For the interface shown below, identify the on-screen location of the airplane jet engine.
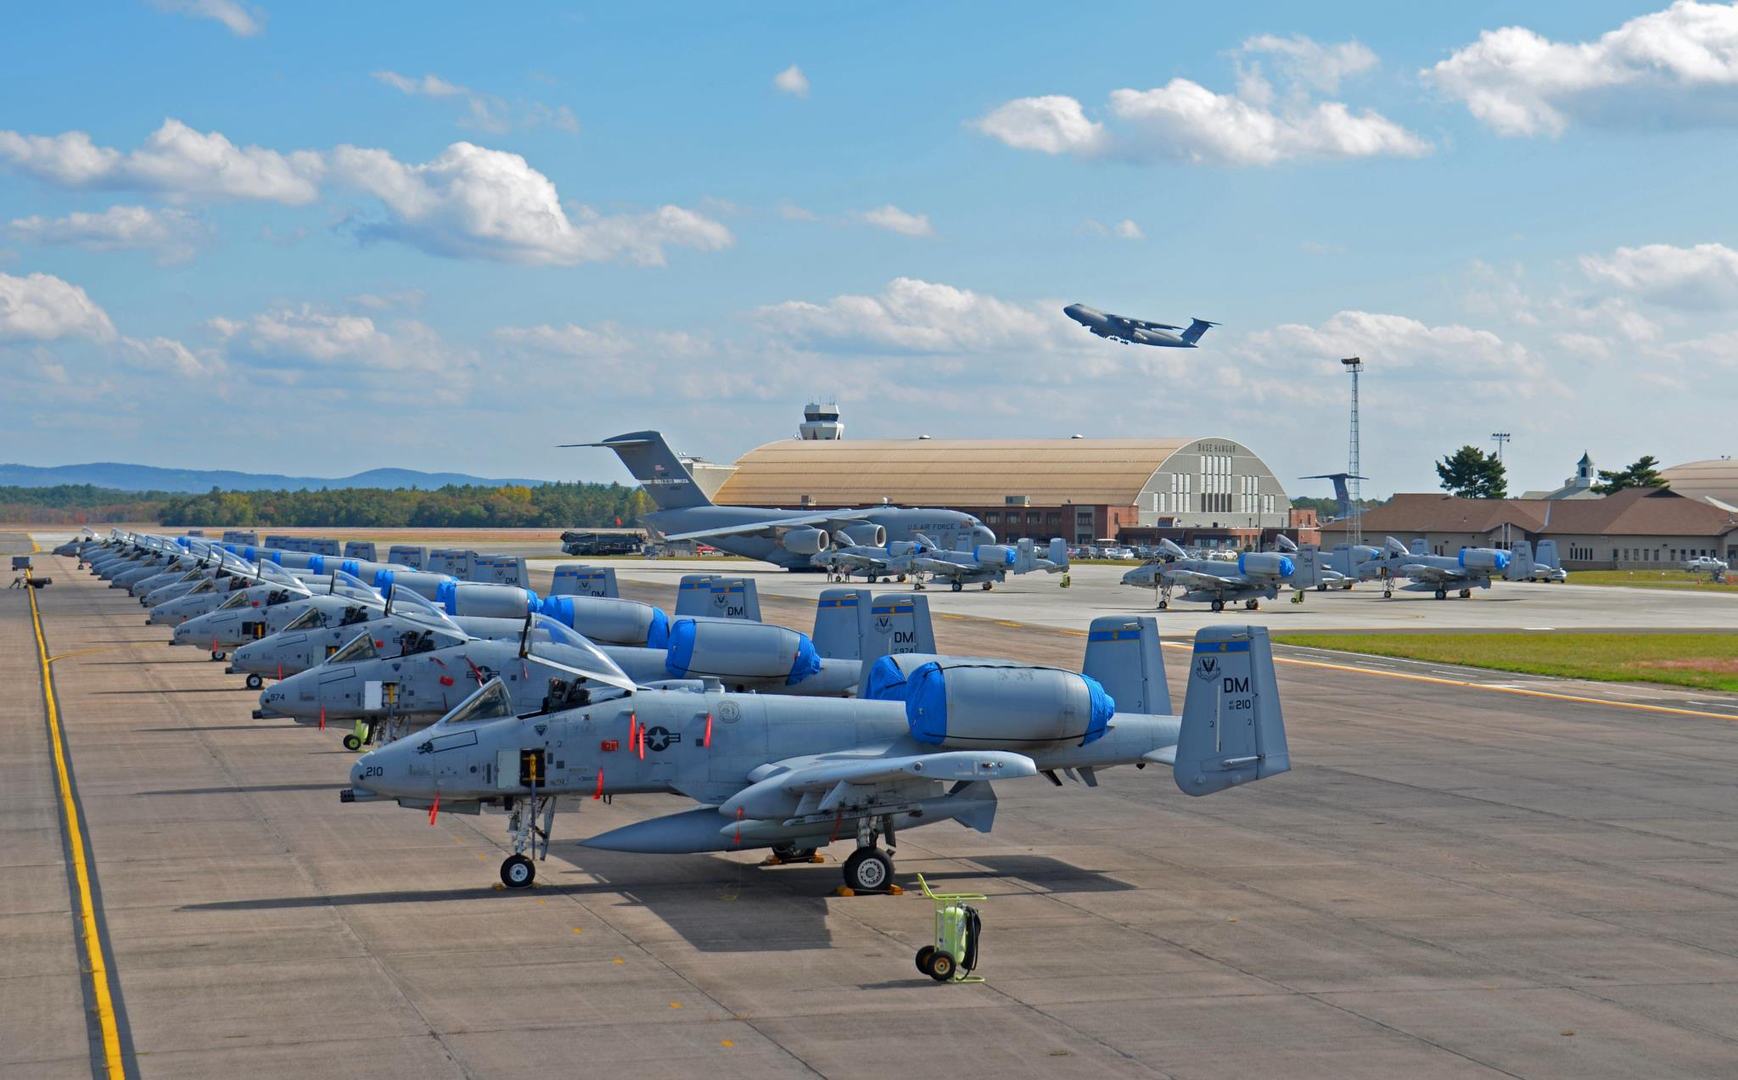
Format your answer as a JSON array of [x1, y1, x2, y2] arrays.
[[778, 527, 830, 555], [539, 595, 669, 648], [833, 524, 887, 548], [664, 618, 822, 684], [1237, 553, 1295, 577], [1458, 548, 1509, 570], [973, 545, 1017, 567], [905, 662, 1113, 748]]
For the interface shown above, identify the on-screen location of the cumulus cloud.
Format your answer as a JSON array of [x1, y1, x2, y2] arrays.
[[330, 141, 731, 265], [854, 204, 934, 237], [976, 39, 1426, 166], [0, 119, 323, 204], [372, 70, 467, 97], [10, 205, 208, 265], [774, 64, 810, 97], [373, 70, 579, 135], [755, 277, 1079, 354], [1085, 218, 1145, 240], [0, 271, 117, 343], [495, 322, 711, 361], [151, 0, 263, 36], [1581, 242, 1738, 309], [1426, 1, 1738, 136], [208, 303, 463, 374], [120, 334, 224, 377]]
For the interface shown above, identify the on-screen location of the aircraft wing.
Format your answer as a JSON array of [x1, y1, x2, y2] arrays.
[[1125, 318, 1182, 331], [661, 509, 875, 542], [1167, 568, 1239, 591], [1397, 563, 1461, 584], [719, 749, 1039, 817]]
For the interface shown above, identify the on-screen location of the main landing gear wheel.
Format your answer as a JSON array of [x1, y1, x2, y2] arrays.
[[1459, 588, 1472, 599], [501, 854, 535, 889], [923, 950, 956, 982], [1157, 601, 1168, 610], [1245, 599, 1260, 610], [1210, 599, 1225, 613], [1434, 587, 1448, 600], [915, 945, 936, 975], [342, 733, 363, 751], [210, 650, 226, 661], [770, 843, 816, 863], [951, 581, 963, 593], [1317, 584, 1328, 592], [981, 582, 993, 591], [843, 848, 893, 892], [245, 673, 264, 690]]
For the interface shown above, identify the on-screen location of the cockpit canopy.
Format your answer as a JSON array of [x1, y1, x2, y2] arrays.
[[439, 678, 517, 726], [328, 631, 379, 665]]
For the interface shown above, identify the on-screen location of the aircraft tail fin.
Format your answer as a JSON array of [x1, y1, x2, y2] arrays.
[[1535, 539, 1562, 571], [1505, 541, 1535, 581], [813, 588, 870, 660], [1181, 318, 1220, 345], [1048, 537, 1069, 569], [1084, 615, 1169, 715], [855, 593, 933, 691], [1290, 546, 1326, 589], [1174, 626, 1290, 796], [675, 575, 760, 620], [570, 430, 712, 511]]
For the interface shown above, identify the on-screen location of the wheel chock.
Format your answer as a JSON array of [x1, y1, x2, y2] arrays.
[[833, 886, 855, 897], [887, 884, 905, 896]]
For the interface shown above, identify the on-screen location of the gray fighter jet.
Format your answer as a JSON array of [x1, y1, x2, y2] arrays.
[[1121, 539, 1297, 611], [341, 619, 1290, 892], [1063, 304, 1218, 347], [911, 536, 1069, 592], [1371, 536, 1533, 599], [571, 431, 995, 570]]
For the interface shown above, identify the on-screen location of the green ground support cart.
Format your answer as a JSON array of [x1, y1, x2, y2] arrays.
[[913, 874, 985, 984]]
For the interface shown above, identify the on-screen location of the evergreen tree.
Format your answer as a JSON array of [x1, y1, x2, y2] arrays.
[[1435, 445, 1508, 499]]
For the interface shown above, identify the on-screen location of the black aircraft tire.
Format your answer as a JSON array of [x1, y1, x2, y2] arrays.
[[843, 848, 893, 892], [1211, 599, 1224, 613], [342, 734, 363, 752], [1435, 588, 1447, 600], [211, 650, 226, 661], [915, 946, 936, 975], [1157, 601, 1168, 610], [245, 673, 263, 690], [951, 582, 962, 592], [501, 854, 535, 889], [925, 950, 956, 982], [770, 843, 816, 863]]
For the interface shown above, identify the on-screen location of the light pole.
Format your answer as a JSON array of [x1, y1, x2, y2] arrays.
[[1491, 432, 1512, 549], [1342, 357, 1363, 549]]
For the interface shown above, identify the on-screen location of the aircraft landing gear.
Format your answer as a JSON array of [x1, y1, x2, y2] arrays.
[[502, 795, 555, 889], [1245, 599, 1260, 611], [1434, 587, 1448, 600], [843, 815, 897, 892], [1458, 588, 1472, 599], [245, 673, 264, 690], [1383, 583, 1394, 598], [1157, 600, 1168, 610], [210, 650, 226, 661], [981, 582, 992, 591], [1317, 583, 1328, 592], [1210, 599, 1225, 613], [951, 581, 963, 592]]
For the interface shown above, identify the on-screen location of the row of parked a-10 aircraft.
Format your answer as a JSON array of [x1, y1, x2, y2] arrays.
[[63, 529, 1291, 895]]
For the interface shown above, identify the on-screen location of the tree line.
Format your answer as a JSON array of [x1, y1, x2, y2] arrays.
[[1435, 447, 1668, 500], [0, 481, 654, 528]]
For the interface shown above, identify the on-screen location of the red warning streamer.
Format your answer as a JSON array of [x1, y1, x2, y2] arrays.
[[702, 712, 713, 748], [594, 768, 605, 800], [428, 793, 440, 825]]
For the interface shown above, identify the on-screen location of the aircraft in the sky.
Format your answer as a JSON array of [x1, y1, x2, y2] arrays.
[[341, 618, 1291, 892], [1062, 304, 1219, 347], [1121, 539, 1298, 611], [571, 431, 995, 570], [1372, 537, 1532, 599]]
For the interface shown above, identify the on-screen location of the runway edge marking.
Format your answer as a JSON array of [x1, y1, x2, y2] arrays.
[[28, 569, 128, 1079], [1161, 640, 1737, 722]]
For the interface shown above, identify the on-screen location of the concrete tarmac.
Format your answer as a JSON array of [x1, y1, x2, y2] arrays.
[[6, 541, 1738, 1078]]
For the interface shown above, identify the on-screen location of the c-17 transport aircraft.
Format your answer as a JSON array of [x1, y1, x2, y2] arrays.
[[572, 430, 995, 569], [1063, 304, 1219, 347]]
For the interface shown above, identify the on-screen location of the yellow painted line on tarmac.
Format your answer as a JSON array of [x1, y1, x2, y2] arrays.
[[27, 575, 126, 1078], [1160, 639, 1737, 722]]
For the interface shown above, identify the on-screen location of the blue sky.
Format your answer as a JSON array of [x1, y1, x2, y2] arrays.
[[4, 1, 1736, 496]]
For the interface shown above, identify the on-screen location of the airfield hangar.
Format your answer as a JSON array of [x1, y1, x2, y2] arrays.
[[705, 433, 1296, 548]]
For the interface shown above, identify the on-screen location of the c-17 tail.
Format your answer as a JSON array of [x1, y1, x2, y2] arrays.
[[564, 430, 711, 511], [1181, 318, 1220, 346]]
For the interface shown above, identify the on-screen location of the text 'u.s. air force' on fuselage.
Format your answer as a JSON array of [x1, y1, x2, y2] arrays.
[[1063, 304, 1219, 348], [341, 618, 1289, 893], [568, 430, 995, 570]]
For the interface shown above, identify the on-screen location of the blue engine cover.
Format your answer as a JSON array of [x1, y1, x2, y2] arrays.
[[862, 654, 913, 701]]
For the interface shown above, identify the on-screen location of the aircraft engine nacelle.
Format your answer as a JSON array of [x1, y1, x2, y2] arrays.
[[778, 527, 829, 556], [437, 581, 540, 618], [973, 545, 1016, 567], [904, 662, 1113, 748], [833, 524, 886, 548], [537, 595, 670, 649], [664, 618, 821, 684], [1237, 552, 1294, 578], [1458, 548, 1509, 571]]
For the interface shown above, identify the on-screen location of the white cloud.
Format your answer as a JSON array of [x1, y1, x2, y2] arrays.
[[0, 119, 323, 204], [1581, 242, 1738, 309], [151, 0, 263, 37], [10, 205, 208, 265], [755, 277, 1077, 354], [974, 95, 1107, 154], [495, 322, 711, 361], [1085, 218, 1145, 240], [121, 334, 223, 377], [1241, 34, 1378, 93], [330, 141, 731, 266], [208, 303, 462, 374], [977, 40, 1427, 166], [854, 204, 934, 237], [0, 271, 116, 343], [1426, 1, 1738, 136], [774, 64, 810, 98], [373, 70, 468, 97]]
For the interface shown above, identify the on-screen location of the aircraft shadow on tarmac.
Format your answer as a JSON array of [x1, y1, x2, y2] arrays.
[[94, 687, 254, 695], [136, 782, 339, 796]]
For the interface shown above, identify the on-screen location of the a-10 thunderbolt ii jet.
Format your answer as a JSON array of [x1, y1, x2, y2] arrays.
[[1372, 536, 1533, 599], [262, 594, 935, 749], [816, 536, 1070, 592], [1063, 304, 1219, 348], [571, 430, 996, 570], [1121, 539, 1298, 611], [342, 617, 1291, 892]]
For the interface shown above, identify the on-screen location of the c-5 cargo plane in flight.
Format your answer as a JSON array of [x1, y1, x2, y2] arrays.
[[1063, 304, 1219, 348]]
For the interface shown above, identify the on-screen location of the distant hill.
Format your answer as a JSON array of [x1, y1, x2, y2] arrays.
[[0, 462, 553, 494]]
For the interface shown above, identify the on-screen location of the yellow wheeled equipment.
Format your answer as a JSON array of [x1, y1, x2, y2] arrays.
[[913, 874, 985, 984]]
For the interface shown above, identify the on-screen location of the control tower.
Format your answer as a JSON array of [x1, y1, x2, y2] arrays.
[[799, 400, 844, 440]]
